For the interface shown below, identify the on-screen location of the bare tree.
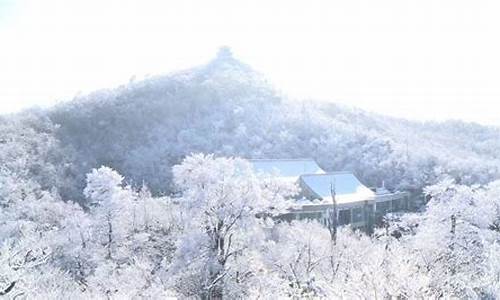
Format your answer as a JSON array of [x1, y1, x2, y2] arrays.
[[327, 181, 338, 244]]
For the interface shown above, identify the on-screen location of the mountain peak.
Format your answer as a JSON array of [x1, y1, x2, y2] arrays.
[[216, 46, 234, 61], [210, 46, 243, 69], [200, 46, 262, 84]]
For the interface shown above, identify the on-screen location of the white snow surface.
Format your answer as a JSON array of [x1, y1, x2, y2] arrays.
[[300, 172, 375, 205]]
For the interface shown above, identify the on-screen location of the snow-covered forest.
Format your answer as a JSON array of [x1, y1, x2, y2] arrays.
[[2, 50, 500, 298]]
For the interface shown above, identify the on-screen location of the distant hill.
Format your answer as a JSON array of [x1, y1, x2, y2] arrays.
[[3, 47, 500, 203]]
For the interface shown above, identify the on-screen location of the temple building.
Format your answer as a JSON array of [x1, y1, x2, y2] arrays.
[[250, 159, 411, 231]]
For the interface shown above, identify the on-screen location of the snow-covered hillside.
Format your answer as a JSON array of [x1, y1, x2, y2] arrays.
[[9, 47, 493, 202], [2, 49, 500, 298]]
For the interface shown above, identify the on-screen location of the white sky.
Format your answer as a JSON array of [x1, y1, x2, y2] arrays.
[[1, 0, 500, 125]]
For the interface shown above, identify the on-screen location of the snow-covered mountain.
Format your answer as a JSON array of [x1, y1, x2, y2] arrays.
[[3, 48, 500, 202], [3, 48, 500, 299]]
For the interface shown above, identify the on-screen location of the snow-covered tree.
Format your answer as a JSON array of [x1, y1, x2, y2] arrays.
[[261, 220, 331, 297], [170, 154, 295, 298], [80, 166, 181, 297], [84, 166, 135, 260]]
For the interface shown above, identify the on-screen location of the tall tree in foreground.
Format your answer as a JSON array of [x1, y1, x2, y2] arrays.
[[261, 220, 331, 297], [170, 154, 295, 299], [84, 166, 135, 260]]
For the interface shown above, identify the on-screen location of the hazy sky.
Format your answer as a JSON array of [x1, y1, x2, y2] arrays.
[[1, 0, 500, 125]]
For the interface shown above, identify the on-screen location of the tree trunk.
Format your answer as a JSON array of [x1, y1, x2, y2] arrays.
[[206, 220, 225, 300], [450, 214, 456, 235], [328, 182, 338, 244], [106, 213, 113, 259]]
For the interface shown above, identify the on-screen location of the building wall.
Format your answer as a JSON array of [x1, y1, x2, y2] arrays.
[[280, 201, 375, 233], [374, 192, 411, 224], [278, 178, 413, 233]]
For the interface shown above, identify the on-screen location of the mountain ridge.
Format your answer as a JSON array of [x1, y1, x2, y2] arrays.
[[2, 48, 500, 203]]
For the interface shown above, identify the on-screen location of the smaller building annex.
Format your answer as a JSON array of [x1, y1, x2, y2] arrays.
[[299, 172, 375, 205], [296, 172, 376, 231], [249, 158, 411, 232]]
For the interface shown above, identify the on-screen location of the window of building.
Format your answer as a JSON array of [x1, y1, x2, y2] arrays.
[[392, 198, 406, 211], [376, 201, 391, 214], [338, 209, 351, 225], [352, 207, 364, 223], [297, 212, 322, 221]]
